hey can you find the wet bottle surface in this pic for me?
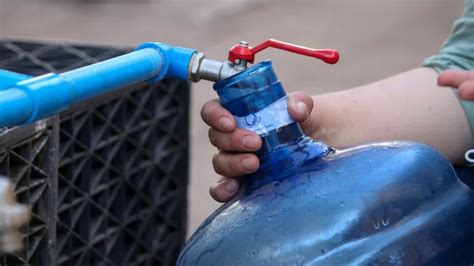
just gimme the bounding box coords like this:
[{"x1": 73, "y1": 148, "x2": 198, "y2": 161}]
[{"x1": 178, "y1": 61, "x2": 474, "y2": 265}]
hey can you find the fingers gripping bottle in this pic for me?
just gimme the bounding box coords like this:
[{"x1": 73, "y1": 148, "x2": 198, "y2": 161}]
[{"x1": 178, "y1": 40, "x2": 474, "y2": 265}]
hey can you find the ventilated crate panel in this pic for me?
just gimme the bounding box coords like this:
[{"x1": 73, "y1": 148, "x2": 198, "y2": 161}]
[
  {"x1": 0, "y1": 125, "x2": 56, "y2": 265},
  {"x1": 0, "y1": 40, "x2": 189, "y2": 266}
]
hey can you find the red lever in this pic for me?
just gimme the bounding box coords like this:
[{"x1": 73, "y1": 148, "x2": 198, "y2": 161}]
[{"x1": 228, "y1": 39, "x2": 340, "y2": 64}]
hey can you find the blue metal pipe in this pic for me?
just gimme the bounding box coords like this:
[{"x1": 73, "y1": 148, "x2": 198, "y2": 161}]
[
  {"x1": 0, "y1": 42, "x2": 196, "y2": 127},
  {"x1": 0, "y1": 70, "x2": 31, "y2": 90},
  {"x1": 62, "y1": 47, "x2": 165, "y2": 102}
]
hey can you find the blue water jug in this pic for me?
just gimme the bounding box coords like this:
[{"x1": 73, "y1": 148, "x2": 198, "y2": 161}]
[{"x1": 178, "y1": 58, "x2": 474, "y2": 265}]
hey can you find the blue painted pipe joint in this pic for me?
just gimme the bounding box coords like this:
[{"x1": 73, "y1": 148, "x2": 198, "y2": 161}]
[
  {"x1": 0, "y1": 43, "x2": 196, "y2": 127},
  {"x1": 136, "y1": 42, "x2": 195, "y2": 82}
]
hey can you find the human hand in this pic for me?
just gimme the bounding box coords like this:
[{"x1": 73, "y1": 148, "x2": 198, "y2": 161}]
[
  {"x1": 438, "y1": 70, "x2": 474, "y2": 100},
  {"x1": 201, "y1": 92, "x2": 315, "y2": 202}
]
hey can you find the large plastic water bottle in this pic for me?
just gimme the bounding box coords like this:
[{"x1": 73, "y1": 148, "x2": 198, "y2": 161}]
[{"x1": 178, "y1": 59, "x2": 474, "y2": 265}]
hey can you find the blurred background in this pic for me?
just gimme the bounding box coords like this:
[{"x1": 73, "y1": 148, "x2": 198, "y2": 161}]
[{"x1": 0, "y1": 0, "x2": 464, "y2": 235}]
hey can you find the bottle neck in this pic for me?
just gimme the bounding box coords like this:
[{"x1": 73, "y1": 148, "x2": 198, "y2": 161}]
[
  {"x1": 229, "y1": 93, "x2": 310, "y2": 157},
  {"x1": 213, "y1": 61, "x2": 332, "y2": 191},
  {"x1": 231, "y1": 93, "x2": 331, "y2": 162},
  {"x1": 256, "y1": 121, "x2": 305, "y2": 156},
  {"x1": 246, "y1": 124, "x2": 332, "y2": 193},
  {"x1": 256, "y1": 122, "x2": 331, "y2": 167},
  {"x1": 213, "y1": 60, "x2": 332, "y2": 157}
]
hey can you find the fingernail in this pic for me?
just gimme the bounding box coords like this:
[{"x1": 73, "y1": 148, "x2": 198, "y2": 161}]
[
  {"x1": 219, "y1": 117, "x2": 233, "y2": 131},
  {"x1": 224, "y1": 180, "x2": 238, "y2": 194},
  {"x1": 242, "y1": 135, "x2": 259, "y2": 149},
  {"x1": 295, "y1": 100, "x2": 308, "y2": 117},
  {"x1": 241, "y1": 157, "x2": 255, "y2": 171}
]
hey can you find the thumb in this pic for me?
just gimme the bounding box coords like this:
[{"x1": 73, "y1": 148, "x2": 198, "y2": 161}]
[{"x1": 288, "y1": 92, "x2": 315, "y2": 131}]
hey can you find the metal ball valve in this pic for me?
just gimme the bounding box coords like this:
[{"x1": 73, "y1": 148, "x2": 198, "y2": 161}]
[{"x1": 189, "y1": 39, "x2": 339, "y2": 82}]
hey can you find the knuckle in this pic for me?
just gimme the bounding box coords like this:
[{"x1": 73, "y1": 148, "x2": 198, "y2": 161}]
[
  {"x1": 209, "y1": 130, "x2": 233, "y2": 150},
  {"x1": 229, "y1": 155, "x2": 246, "y2": 174},
  {"x1": 234, "y1": 129, "x2": 260, "y2": 151},
  {"x1": 229, "y1": 132, "x2": 243, "y2": 150},
  {"x1": 209, "y1": 184, "x2": 217, "y2": 199},
  {"x1": 213, "y1": 152, "x2": 243, "y2": 177},
  {"x1": 209, "y1": 183, "x2": 224, "y2": 202},
  {"x1": 200, "y1": 101, "x2": 211, "y2": 119},
  {"x1": 212, "y1": 153, "x2": 225, "y2": 175},
  {"x1": 201, "y1": 99, "x2": 219, "y2": 121},
  {"x1": 468, "y1": 71, "x2": 474, "y2": 80},
  {"x1": 208, "y1": 129, "x2": 218, "y2": 147},
  {"x1": 211, "y1": 185, "x2": 228, "y2": 203},
  {"x1": 461, "y1": 80, "x2": 474, "y2": 90}
]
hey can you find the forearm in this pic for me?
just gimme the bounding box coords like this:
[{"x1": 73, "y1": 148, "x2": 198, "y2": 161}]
[{"x1": 311, "y1": 67, "x2": 472, "y2": 164}]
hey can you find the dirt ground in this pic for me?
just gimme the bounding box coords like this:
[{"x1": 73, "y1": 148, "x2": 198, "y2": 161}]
[{"x1": 0, "y1": 0, "x2": 465, "y2": 235}]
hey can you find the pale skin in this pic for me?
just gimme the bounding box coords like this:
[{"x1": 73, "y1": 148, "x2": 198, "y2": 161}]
[{"x1": 201, "y1": 68, "x2": 474, "y2": 202}]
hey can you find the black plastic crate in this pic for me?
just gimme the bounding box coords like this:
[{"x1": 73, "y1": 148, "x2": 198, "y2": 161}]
[{"x1": 0, "y1": 40, "x2": 189, "y2": 265}]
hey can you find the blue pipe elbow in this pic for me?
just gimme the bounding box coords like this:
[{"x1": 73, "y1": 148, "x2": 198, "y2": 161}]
[
  {"x1": 0, "y1": 42, "x2": 196, "y2": 127},
  {"x1": 136, "y1": 42, "x2": 195, "y2": 82}
]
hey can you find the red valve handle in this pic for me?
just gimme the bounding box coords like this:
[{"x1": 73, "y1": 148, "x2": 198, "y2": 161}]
[{"x1": 228, "y1": 39, "x2": 340, "y2": 65}]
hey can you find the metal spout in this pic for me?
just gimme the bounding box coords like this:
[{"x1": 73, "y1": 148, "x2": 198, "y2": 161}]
[{"x1": 189, "y1": 53, "x2": 247, "y2": 82}]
